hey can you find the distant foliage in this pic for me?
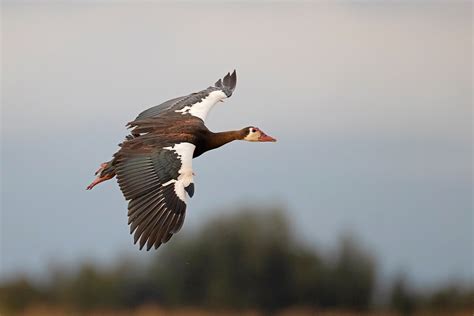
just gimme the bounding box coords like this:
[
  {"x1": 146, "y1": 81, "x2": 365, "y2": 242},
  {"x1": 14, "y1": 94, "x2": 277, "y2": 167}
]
[
  {"x1": 145, "y1": 208, "x2": 376, "y2": 312},
  {"x1": 147, "y1": 208, "x2": 376, "y2": 311},
  {"x1": 0, "y1": 207, "x2": 472, "y2": 314},
  {"x1": 389, "y1": 273, "x2": 474, "y2": 315},
  {"x1": 390, "y1": 274, "x2": 418, "y2": 315},
  {"x1": 0, "y1": 278, "x2": 44, "y2": 312}
]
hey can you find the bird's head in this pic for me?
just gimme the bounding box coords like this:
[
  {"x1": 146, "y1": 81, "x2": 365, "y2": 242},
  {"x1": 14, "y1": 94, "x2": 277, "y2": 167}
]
[{"x1": 241, "y1": 126, "x2": 277, "y2": 142}]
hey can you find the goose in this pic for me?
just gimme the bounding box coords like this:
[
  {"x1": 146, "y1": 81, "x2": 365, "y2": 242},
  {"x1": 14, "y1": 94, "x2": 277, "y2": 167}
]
[{"x1": 87, "y1": 70, "x2": 276, "y2": 250}]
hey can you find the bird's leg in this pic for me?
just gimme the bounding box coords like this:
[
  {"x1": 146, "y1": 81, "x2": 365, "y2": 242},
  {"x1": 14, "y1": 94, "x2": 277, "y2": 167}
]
[
  {"x1": 95, "y1": 162, "x2": 108, "y2": 175},
  {"x1": 86, "y1": 173, "x2": 114, "y2": 190},
  {"x1": 87, "y1": 162, "x2": 114, "y2": 190}
]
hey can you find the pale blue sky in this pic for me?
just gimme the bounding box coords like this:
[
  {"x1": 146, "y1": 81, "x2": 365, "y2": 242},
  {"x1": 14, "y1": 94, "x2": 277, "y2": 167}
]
[{"x1": 1, "y1": 2, "x2": 472, "y2": 287}]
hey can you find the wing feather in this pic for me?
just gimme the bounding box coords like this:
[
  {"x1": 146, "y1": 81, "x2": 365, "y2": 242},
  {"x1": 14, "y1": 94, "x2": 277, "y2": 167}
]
[
  {"x1": 115, "y1": 142, "x2": 195, "y2": 250},
  {"x1": 128, "y1": 189, "x2": 160, "y2": 216},
  {"x1": 129, "y1": 196, "x2": 165, "y2": 233},
  {"x1": 132, "y1": 71, "x2": 237, "y2": 122}
]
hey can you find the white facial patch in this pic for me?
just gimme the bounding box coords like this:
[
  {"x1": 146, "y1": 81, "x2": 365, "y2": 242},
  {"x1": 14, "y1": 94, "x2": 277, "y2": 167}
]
[
  {"x1": 175, "y1": 90, "x2": 227, "y2": 121},
  {"x1": 243, "y1": 128, "x2": 260, "y2": 142},
  {"x1": 162, "y1": 142, "x2": 196, "y2": 202}
]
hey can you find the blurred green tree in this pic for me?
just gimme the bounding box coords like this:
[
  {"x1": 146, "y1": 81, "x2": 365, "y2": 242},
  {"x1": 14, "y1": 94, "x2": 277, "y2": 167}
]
[
  {"x1": 146, "y1": 208, "x2": 377, "y2": 312},
  {"x1": 0, "y1": 277, "x2": 43, "y2": 312},
  {"x1": 390, "y1": 273, "x2": 417, "y2": 315}
]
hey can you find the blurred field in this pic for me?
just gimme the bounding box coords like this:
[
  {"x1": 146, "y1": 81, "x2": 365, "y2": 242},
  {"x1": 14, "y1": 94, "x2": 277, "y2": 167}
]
[{"x1": 13, "y1": 305, "x2": 473, "y2": 316}]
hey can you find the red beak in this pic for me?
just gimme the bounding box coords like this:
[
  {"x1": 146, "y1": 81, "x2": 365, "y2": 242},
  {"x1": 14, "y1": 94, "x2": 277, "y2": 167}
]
[{"x1": 258, "y1": 132, "x2": 277, "y2": 142}]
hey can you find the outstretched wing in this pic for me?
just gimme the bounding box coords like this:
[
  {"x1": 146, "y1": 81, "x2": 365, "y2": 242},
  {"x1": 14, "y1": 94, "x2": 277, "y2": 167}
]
[
  {"x1": 115, "y1": 141, "x2": 195, "y2": 250},
  {"x1": 135, "y1": 70, "x2": 237, "y2": 122}
]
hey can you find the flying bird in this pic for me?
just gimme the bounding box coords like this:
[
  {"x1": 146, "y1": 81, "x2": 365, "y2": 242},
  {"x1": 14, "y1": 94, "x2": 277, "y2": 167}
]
[{"x1": 87, "y1": 70, "x2": 276, "y2": 250}]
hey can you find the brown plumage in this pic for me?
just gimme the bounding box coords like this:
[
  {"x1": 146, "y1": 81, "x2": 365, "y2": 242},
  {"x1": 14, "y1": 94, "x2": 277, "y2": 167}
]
[{"x1": 87, "y1": 70, "x2": 276, "y2": 250}]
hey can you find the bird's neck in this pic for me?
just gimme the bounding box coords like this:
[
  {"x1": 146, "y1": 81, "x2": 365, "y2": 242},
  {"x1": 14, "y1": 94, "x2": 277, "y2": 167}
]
[{"x1": 207, "y1": 130, "x2": 243, "y2": 151}]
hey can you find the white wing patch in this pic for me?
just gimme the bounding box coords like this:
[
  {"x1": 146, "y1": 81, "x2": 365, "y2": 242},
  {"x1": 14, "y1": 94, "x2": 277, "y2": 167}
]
[
  {"x1": 175, "y1": 90, "x2": 227, "y2": 121},
  {"x1": 162, "y1": 142, "x2": 195, "y2": 202}
]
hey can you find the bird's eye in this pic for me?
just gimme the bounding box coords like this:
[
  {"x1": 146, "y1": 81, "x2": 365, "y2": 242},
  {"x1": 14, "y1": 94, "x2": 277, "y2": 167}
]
[{"x1": 251, "y1": 128, "x2": 257, "y2": 133}]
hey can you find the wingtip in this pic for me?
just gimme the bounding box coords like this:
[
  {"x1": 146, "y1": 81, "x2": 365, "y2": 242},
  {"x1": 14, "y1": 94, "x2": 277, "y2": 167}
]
[
  {"x1": 230, "y1": 69, "x2": 237, "y2": 90},
  {"x1": 217, "y1": 69, "x2": 237, "y2": 94}
]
